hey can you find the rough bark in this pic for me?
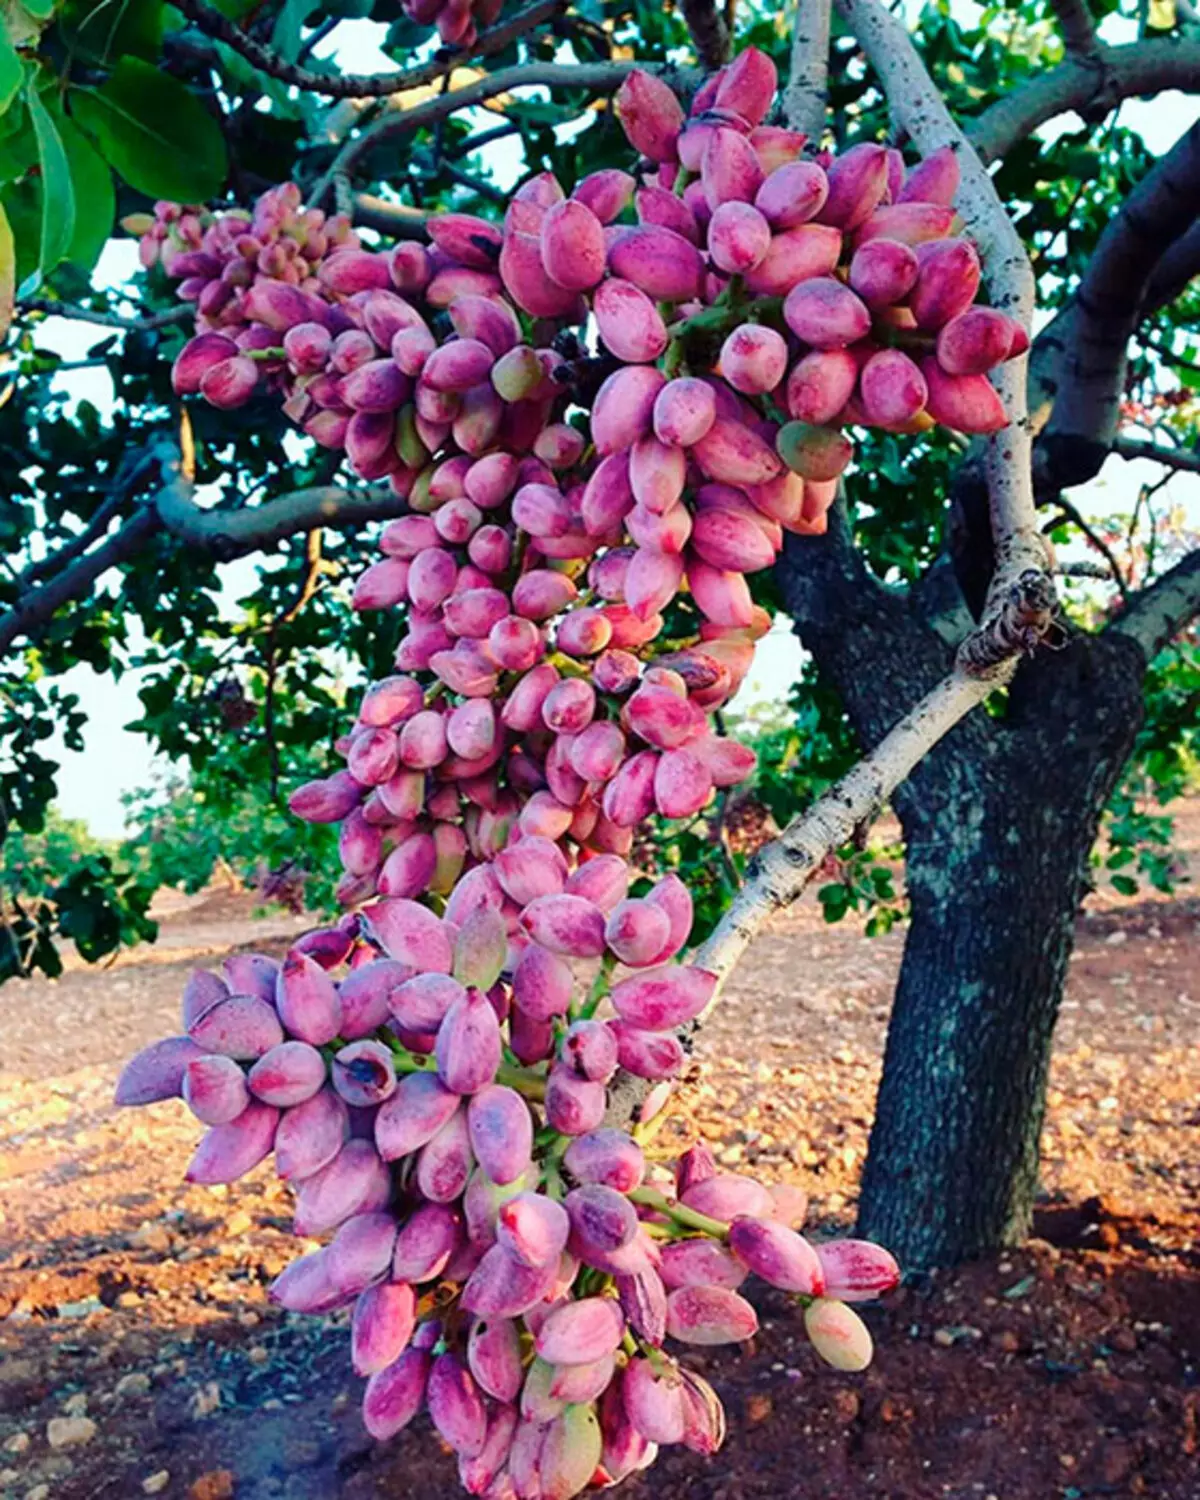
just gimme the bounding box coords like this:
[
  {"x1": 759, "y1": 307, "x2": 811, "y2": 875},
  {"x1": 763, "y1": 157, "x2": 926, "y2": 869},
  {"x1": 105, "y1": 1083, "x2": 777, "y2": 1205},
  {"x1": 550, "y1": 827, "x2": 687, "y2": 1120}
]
[
  {"x1": 776, "y1": 531, "x2": 1150, "y2": 1268},
  {"x1": 856, "y1": 632, "x2": 1147, "y2": 1266}
]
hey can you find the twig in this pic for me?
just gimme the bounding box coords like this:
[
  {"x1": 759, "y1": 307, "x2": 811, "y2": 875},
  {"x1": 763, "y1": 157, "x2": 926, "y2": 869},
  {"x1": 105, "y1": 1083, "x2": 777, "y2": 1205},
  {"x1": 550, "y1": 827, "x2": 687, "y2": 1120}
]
[
  {"x1": 1058, "y1": 559, "x2": 1117, "y2": 579},
  {"x1": 783, "y1": 0, "x2": 833, "y2": 139},
  {"x1": 16, "y1": 298, "x2": 190, "y2": 332},
  {"x1": 311, "y1": 60, "x2": 691, "y2": 204},
  {"x1": 1113, "y1": 435, "x2": 1200, "y2": 474},
  {"x1": 173, "y1": 0, "x2": 566, "y2": 99},
  {"x1": 1043, "y1": 493, "x2": 1130, "y2": 601}
]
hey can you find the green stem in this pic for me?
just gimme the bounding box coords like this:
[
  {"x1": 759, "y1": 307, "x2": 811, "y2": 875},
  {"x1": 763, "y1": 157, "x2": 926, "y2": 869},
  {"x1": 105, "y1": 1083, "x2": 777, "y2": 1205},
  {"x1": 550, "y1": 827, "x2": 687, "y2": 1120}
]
[
  {"x1": 246, "y1": 345, "x2": 286, "y2": 361},
  {"x1": 628, "y1": 1186, "x2": 730, "y2": 1240},
  {"x1": 496, "y1": 1060, "x2": 547, "y2": 1101},
  {"x1": 579, "y1": 952, "x2": 618, "y2": 1020}
]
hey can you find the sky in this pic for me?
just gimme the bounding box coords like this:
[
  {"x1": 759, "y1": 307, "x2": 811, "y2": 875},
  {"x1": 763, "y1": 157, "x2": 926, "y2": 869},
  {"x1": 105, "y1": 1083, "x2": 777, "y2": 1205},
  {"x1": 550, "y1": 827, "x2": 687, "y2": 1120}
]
[{"x1": 27, "y1": 5, "x2": 1200, "y2": 840}]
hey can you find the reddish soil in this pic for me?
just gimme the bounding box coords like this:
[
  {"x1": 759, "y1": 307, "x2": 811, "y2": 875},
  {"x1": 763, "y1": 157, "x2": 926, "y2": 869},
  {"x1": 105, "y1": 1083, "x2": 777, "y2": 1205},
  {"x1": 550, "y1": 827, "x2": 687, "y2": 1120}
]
[{"x1": 1, "y1": 814, "x2": 1198, "y2": 1500}]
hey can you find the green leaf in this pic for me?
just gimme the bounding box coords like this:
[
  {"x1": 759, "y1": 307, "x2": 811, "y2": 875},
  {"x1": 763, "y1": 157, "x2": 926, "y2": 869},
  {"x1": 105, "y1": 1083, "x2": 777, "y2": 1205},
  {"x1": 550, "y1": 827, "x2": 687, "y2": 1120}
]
[
  {"x1": 68, "y1": 57, "x2": 227, "y2": 202},
  {"x1": 20, "y1": 0, "x2": 57, "y2": 18},
  {"x1": 58, "y1": 0, "x2": 165, "y2": 64},
  {"x1": 0, "y1": 171, "x2": 40, "y2": 288},
  {"x1": 26, "y1": 83, "x2": 74, "y2": 273},
  {"x1": 59, "y1": 113, "x2": 113, "y2": 269},
  {"x1": 270, "y1": 0, "x2": 319, "y2": 62},
  {"x1": 0, "y1": 195, "x2": 13, "y2": 339},
  {"x1": 1110, "y1": 874, "x2": 1138, "y2": 897},
  {"x1": 0, "y1": 29, "x2": 23, "y2": 117}
]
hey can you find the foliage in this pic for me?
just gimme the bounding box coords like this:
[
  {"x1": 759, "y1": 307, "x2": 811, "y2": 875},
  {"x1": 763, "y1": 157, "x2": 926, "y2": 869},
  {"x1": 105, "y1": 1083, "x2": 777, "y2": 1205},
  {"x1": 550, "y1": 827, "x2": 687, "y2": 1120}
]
[
  {"x1": 0, "y1": 804, "x2": 155, "y2": 977},
  {"x1": 0, "y1": 0, "x2": 1197, "y2": 979}
]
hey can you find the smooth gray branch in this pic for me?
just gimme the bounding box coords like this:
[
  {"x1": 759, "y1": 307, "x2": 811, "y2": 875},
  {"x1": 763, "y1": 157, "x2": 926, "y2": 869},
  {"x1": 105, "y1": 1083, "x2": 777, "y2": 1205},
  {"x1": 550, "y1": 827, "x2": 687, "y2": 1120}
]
[
  {"x1": 783, "y1": 0, "x2": 833, "y2": 138},
  {"x1": 1110, "y1": 546, "x2": 1200, "y2": 657},
  {"x1": 968, "y1": 38, "x2": 1200, "y2": 163},
  {"x1": 1044, "y1": 120, "x2": 1200, "y2": 486}
]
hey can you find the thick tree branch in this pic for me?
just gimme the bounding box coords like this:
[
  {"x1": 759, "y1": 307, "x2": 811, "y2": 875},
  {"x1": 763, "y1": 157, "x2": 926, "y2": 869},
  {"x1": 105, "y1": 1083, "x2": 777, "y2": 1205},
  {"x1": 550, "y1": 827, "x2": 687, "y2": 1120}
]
[
  {"x1": 1044, "y1": 121, "x2": 1200, "y2": 485},
  {"x1": 311, "y1": 61, "x2": 669, "y2": 202},
  {"x1": 967, "y1": 39, "x2": 1200, "y2": 164},
  {"x1": 0, "y1": 463, "x2": 405, "y2": 654},
  {"x1": 1145, "y1": 220, "x2": 1200, "y2": 313},
  {"x1": 174, "y1": 0, "x2": 565, "y2": 99},
  {"x1": 1050, "y1": 0, "x2": 1100, "y2": 56},
  {"x1": 1109, "y1": 546, "x2": 1200, "y2": 656},
  {"x1": 783, "y1": 0, "x2": 832, "y2": 138},
  {"x1": 1113, "y1": 436, "x2": 1200, "y2": 473},
  {"x1": 835, "y1": 0, "x2": 1049, "y2": 668},
  {"x1": 681, "y1": 0, "x2": 730, "y2": 70},
  {"x1": 0, "y1": 511, "x2": 161, "y2": 655},
  {"x1": 352, "y1": 194, "x2": 431, "y2": 238},
  {"x1": 153, "y1": 479, "x2": 402, "y2": 560}
]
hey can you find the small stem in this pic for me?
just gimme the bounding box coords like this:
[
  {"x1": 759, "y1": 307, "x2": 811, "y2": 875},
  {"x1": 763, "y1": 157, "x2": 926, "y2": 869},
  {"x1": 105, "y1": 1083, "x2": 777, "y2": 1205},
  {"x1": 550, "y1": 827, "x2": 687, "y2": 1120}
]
[
  {"x1": 496, "y1": 1060, "x2": 547, "y2": 1100},
  {"x1": 579, "y1": 953, "x2": 618, "y2": 1020},
  {"x1": 628, "y1": 1186, "x2": 729, "y2": 1239}
]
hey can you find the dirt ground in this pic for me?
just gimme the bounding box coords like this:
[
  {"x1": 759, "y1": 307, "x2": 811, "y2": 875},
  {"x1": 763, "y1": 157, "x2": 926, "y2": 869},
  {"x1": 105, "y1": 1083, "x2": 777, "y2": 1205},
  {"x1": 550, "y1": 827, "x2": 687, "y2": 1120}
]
[{"x1": 1, "y1": 812, "x2": 1198, "y2": 1500}]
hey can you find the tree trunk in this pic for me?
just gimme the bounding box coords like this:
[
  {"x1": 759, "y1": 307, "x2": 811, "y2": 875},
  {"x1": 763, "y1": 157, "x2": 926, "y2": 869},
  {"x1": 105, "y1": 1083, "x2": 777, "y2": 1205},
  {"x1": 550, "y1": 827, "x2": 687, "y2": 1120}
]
[
  {"x1": 774, "y1": 526, "x2": 1151, "y2": 1268},
  {"x1": 855, "y1": 632, "x2": 1148, "y2": 1265}
]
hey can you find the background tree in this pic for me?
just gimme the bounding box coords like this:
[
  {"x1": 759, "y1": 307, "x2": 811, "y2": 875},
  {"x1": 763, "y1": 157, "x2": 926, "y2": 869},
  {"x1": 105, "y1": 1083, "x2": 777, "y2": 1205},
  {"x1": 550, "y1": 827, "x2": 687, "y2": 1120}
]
[{"x1": 1, "y1": 0, "x2": 1198, "y2": 1267}]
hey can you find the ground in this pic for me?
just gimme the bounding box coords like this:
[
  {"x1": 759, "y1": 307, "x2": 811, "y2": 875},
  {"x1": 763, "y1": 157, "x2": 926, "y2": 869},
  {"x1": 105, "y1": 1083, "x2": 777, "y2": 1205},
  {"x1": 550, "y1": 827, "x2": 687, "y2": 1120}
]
[{"x1": 1, "y1": 813, "x2": 1198, "y2": 1500}]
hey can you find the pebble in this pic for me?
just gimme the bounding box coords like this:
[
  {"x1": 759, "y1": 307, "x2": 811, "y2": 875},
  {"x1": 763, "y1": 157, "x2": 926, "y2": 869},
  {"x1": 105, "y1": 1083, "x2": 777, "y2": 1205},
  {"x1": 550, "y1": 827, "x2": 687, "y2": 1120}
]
[
  {"x1": 225, "y1": 1211, "x2": 253, "y2": 1237},
  {"x1": 47, "y1": 1415, "x2": 97, "y2": 1448},
  {"x1": 143, "y1": 1472, "x2": 171, "y2": 1495},
  {"x1": 248, "y1": 1346, "x2": 269, "y2": 1366},
  {"x1": 116, "y1": 1291, "x2": 143, "y2": 1309},
  {"x1": 116, "y1": 1372, "x2": 152, "y2": 1398},
  {"x1": 189, "y1": 1471, "x2": 235, "y2": 1500},
  {"x1": 4, "y1": 1432, "x2": 31, "y2": 1455},
  {"x1": 62, "y1": 1392, "x2": 88, "y2": 1416},
  {"x1": 131, "y1": 1223, "x2": 172, "y2": 1253},
  {"x1": 190, "y1": 1382, "x2": 222, "y2": 1419},
  {"x1": 26, "y1": 1485, "x2": 50, "y2": 1500}
]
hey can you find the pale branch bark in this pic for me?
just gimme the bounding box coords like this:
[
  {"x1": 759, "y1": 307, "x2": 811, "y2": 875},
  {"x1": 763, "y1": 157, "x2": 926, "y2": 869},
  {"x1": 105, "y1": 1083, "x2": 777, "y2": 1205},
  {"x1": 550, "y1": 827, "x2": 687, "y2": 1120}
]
[
  {"x1": 602, "y1": 663, "x2": 1004, "y2": 1129},
  {"x1": 967, "y1": 39, "x2": 1200, "y2": 164},
  {"x1": 1109, "y1": 546, "x2": 1200, "y2": 656},
  {"x1": 695, "y1": 668, "x2": 1003, "y2": 986},
  {"x1": 16, "y1": 298, "x2": 190, "y2": 332},
  {"x1": 311, "y1": 61, "x2": 666, "y2": 202},
  {"x1": 153, "y1": 480, "x2": 402, "y2": 560},
  {"x1": 1050, "y1": 0, "x2": 1100, "y2": 55},
  {"x1": 680, "y1": 0, "x2": 730, "y2": 70},
  {"x1": 835, "y1": 0, "x2": 1049, "y2": 667},
  {"x1": 1044, "y1": 120, "x2": 1200, "y2": 485},
  {"x1": 1113, "y1": 435, "x2": 1200, "y2": 473},
  {"x1": 0, "y1": 472, "x2": 406, "y2": 653},
  {"x1": 782, "y1": 0, "x2": 833, "y2": 138},
  {"x1": 174, "y1": 0, "x2": 565, "y2": 98},
  {"x1": 1059, "y1": 559, "x2": 1116, "y2": 579}
]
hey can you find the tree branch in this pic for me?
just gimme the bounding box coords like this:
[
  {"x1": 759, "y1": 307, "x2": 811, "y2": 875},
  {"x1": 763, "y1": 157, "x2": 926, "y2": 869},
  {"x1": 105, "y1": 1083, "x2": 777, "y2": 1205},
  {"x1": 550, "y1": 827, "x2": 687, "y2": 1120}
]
[
  {"x1": 1109, "y1": 546, "x2": 1200, "y2": 656},
  {"x1": 603, "y1": 662, "x2": 1003, "y2": 1128},
  {"x1": 0, "y1": 458, "x2": 406, "y2": 654},
  {"x1": 1043, "y1": 121, "x2": 1200, "y2": 485},
  {"x1": 1043, "y1": 493, "x2": 1130, "y2": 602},
  {"x1": 174, "y1": 0, "x2": 566, "y2": 99},
  {"x1": 835, "y1": 0, "x2": 1050, "y2": 670},
  {"x1": 0, "y1": 510, "x2": 162, "y2": 655},
  {"x1": 783, "y1": 0, "x2": 833, "y2": 138},
  {"x1": 1049, "y1": 0, "x2": 1100, "y2": 57},
  {"x1": 1113, "y1": 436, "x2": 1200, "y2": 473},
  {"x1": 16, "y1": 298, "x2": 190, "y2": 332},
  {"x1": 352, "y1": 194, "x2": 431, "y2": 238},
  {"x1": 967, "y1": 39, "x2": 1200, "y2": 164},
  {"x1": 681, "y1": 0, "x2": 730, "y2": 70},
  {"x1": 311, "y1": 61, "x2": 690, "y2": 202},
  {"x1": 152, "y1": 479, "x2": 403, "y2": 560}
]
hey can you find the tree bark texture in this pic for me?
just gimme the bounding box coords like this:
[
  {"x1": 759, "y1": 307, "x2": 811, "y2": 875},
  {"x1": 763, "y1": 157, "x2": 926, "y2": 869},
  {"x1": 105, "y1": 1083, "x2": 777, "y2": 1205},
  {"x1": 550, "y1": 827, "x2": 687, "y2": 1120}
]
[{"x1": 775, "y1": 530, "x2": 1150, "y2": 1267}]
